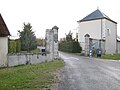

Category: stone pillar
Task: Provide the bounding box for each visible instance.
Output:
[84,34,90,56]
[45,29,50,53]
[45,29,54,60]
[52,26,59,59]
[45,26,59,60]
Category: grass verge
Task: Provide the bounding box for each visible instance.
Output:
[102,54,120,60]
[0,60,64,90]
[31,48,40,53]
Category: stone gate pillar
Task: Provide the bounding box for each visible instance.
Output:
[52,26,59,59]
[84,34,90,56]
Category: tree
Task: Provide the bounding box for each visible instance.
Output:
[59,30,82,53]
[66,30,73,41]
[18,23,37,52]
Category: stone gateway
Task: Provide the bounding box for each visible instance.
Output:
[45,26,59,59]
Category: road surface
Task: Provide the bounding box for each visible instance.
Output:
[58,52,120,90]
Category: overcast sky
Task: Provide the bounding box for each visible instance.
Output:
[0,0,120,39]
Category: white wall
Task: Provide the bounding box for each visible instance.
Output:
[78,19,102,50]
[0,37,8,67]
[105,19,117,54]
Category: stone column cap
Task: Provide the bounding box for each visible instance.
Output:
[84,34,90,37]
[52,26,59,30]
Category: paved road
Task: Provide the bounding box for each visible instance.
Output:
[58,52,120,90]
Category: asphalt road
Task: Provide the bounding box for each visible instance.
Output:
[58,52,120,90]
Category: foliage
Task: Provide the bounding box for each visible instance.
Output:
[65,30,73,41]
[0,60,64,90]
[102,54,120,60]
[15,39,21,53]
[59,41,82,53]
[59,30,82,53]
[8,39,21,53]
[18,23,37,52]
[8,40,16,53]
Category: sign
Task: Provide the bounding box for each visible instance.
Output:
[89,48,92,57]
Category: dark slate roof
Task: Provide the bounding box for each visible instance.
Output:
[0,14,10,37]
[78,9,117,24]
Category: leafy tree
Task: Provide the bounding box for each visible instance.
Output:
[18,23,37,52]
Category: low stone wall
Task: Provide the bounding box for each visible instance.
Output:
[7,53,52,67]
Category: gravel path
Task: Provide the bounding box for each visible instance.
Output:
[58,52,120,90]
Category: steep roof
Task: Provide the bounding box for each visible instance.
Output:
[78,9,117,24]
[0,14,10,37]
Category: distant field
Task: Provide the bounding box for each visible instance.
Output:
[0,60,64,90]
[102,54,120,60]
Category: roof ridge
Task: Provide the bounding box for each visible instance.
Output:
[100,11,110,19]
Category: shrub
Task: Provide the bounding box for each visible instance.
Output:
[8,39,21,53]
[8,40,16,53]
[16,39,21,53]
[59,41,82,53]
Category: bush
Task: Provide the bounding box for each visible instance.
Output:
[16,39,21,53]
[8,39,21,53]
[8,40,16,53]
[59,41,82,53]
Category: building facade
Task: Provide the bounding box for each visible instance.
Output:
[0,14,10,67]
[77,9,118,54]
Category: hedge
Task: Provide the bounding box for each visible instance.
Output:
[59,41,82,53]
[16,39,21,53]
[8,39,21,53]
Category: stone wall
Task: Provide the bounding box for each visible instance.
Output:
[7,53,51,67]
[117,41,120,53]
[84,34,106,56]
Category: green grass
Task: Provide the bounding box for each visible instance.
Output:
[0,60,64,90]
[102,54,120,60]
[31,48,40,53]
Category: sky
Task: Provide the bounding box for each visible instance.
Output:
[0,0,120,39]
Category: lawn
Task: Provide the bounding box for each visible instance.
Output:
[31,48,40,53]
[0,60,64,90]
[102,54,120,60]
